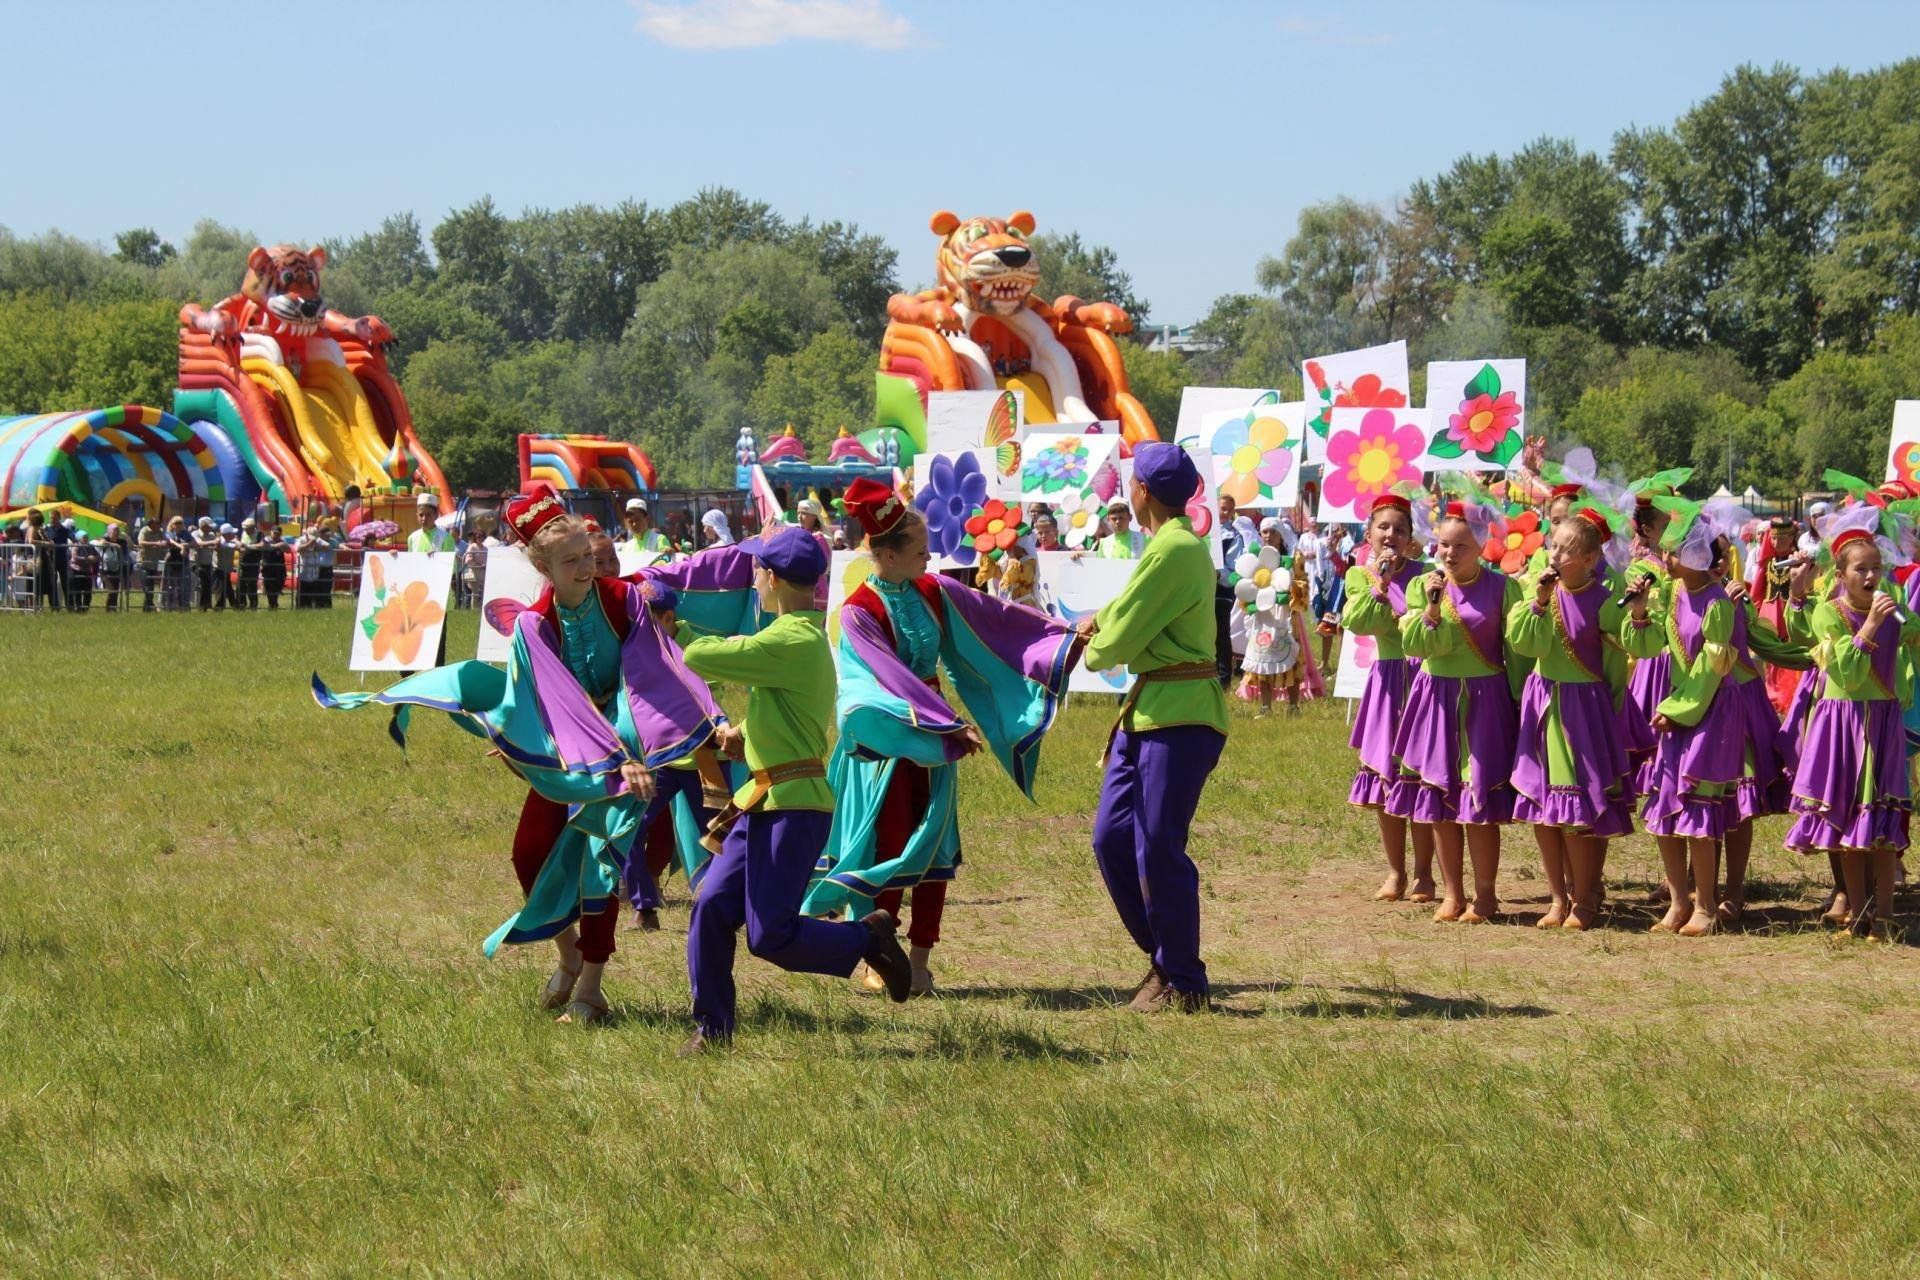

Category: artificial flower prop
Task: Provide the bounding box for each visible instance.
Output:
[1054,492,1100,549]
[1627,467,1694,503]
[963,499,1028,562]
[348,519,400,544]
[1481,509,1545,574]
[1231,545,1289,613]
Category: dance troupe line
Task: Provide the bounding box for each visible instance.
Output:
[315,444,1223,1051]
[1344,460,1917,939]
[314,443,1918,1050]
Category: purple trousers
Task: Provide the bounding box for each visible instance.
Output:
[1091,724,1225,996]
[623,767,720,910]
[687,809,868,1038]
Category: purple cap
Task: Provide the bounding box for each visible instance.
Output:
[738,525,827,586]
[1133,442,1199,509]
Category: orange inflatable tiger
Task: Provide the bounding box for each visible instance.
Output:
[180,244,393,349]
[879,210,1156,448]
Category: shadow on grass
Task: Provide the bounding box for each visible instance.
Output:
[1285,984,1554,1020]
[589,996,1119,1063]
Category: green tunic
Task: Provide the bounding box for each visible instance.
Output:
[681,610,836,812]
[1085,517,1227,735]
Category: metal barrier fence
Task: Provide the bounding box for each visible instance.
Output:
[0,541,499,614]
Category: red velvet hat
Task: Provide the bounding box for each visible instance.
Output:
[1573,507,1612,540]
[1830,527,1873,556]
[1369,493,1412,518]
[1550,483,1584,502]
[505,483,568,544]
[1444,500,1467,519]
[844,476,908,540]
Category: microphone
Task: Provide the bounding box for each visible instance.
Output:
[1613,571,1655,610]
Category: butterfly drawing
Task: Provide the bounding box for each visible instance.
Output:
[983,390,1019,479]
[484,597,527,638]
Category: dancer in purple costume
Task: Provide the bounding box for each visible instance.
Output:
[1389,504,1522,924]
[1343,492,1434,903]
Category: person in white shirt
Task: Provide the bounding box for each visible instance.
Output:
[1798,503,1827,559]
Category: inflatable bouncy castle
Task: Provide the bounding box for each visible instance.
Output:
[174,245,449,512]
[0,404,238,518]
[875,210,1159,460]
[518,433,658,494]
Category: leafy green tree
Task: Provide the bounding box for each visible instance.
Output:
[1118,342,1190,437]
[113,228,176,269]
[748,325,873,457]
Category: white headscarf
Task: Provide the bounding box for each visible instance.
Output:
[701,508,733,545]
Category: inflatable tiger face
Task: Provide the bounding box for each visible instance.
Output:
[242,244,329,335]
[931,210,1039,317]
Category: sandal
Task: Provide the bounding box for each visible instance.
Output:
[556,994,609,1026]
[540,960,583,1011]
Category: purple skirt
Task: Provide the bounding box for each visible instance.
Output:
[1784,698,1911,854]
[1627,651,1670,797]
[1386,670,1518,824]
[1510,673,1638,838]
[1728,677,1793,822]
[1640,684,1746,840]
[1349,656,1416,808]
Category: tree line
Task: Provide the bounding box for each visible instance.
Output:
[1,59,1915,495]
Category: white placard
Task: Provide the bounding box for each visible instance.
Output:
[1302,340,1411,463]
[1418,358,1527,471]
[823,548,878,652]
[1200,401,1304,509]
[349,551,454,672]
[1315,407,1429,525]
[927,389,1023,497]
[1331,626,1376,700]
[1033,552,1137,695]
[1174,387,1282,449]
[1886,400,1920,488]
[476,544,547,663]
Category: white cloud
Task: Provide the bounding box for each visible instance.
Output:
[1277,12,1400,48]
[633,0,917,50]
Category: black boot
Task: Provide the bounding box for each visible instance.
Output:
[859,911,913,1003]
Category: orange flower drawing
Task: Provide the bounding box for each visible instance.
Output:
[369,580,446,666]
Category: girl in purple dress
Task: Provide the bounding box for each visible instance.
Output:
[1506,508,1665,930]
[1785,509,1920,938]
[1342,492,1433,903]
[1390,503,1522,923]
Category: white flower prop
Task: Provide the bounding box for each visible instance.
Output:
[1232,546,1289,612]
[1054,492,1100,549]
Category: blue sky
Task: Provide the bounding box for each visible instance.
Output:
[3,0,1916,322]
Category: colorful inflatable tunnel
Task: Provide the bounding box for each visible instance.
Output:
[519,434,658,492]
[0,405,239,515]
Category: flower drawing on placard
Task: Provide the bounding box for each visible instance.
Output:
[366,578,446,666]
[1054,492,1100,549]
[1893,439,1920,488]
[1430,363,1522,465]
[1323,409,1424,513]
[1022,437,1091,495]
[913,452,989,564]
[1306,361,1409,437]
[1482,509,1545,574]
[964,499,1027,561]
[1213,409,1295,506]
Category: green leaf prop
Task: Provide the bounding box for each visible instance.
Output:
[1463,362,1501,401]
[1427,435,1465,459]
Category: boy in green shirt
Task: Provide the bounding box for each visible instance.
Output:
[679,527,912,1052]
[1079,444,1228,1013]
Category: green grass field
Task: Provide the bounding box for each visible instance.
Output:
[2,609,1917,1277]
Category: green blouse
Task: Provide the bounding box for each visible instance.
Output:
[1505,572,1664,694]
